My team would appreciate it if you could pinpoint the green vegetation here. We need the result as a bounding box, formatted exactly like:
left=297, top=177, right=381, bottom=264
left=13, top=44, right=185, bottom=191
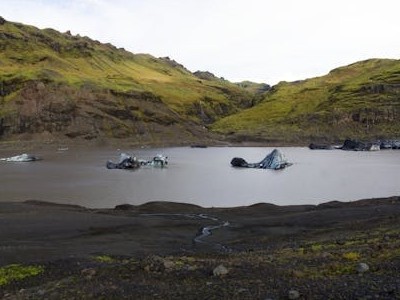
left=92, top=255, right=117, bottom=264
left=213, top=59, right=400, bottom=142
left=0, top=264, right=44, bottom=286
left=342, top=252, right=361, bottom=261
left=0, top=18, right=258, bottom=142
left=0, top=19, right=254, bottom=115
left=1, top=17, right=399, bottom=143
left=0, top=22, right=252, bottom=112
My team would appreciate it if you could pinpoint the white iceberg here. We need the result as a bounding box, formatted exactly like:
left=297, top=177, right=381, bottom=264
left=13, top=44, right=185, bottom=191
left=0, top=153, right=41, bottom=162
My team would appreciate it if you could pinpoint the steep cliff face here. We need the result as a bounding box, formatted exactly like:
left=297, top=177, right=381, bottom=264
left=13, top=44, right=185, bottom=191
left=0, top=80, right=211, bottom=144
left=0, top=18, right=258, bottom=144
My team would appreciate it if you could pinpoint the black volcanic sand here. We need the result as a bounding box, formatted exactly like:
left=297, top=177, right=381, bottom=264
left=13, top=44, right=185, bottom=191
left=1, top=197, right=400, bottom=299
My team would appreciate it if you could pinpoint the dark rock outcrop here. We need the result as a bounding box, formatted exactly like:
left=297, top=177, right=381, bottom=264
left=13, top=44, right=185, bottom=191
left=159, top=56, right=187, bottom=71
left=230, top=157, right=248, bottom=168
left=193, top=71, right=218, bottom=81
left=309, top=143, right=334, bottom=150
left=380, top=140, right=400, bottom=149
left=340, top=139, right=368, bottom=151
left=340, top=139, right=381, bottom=151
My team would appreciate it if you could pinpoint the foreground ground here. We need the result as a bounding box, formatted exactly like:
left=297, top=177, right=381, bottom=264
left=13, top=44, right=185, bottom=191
left=0, top=197, right=399, bottom=299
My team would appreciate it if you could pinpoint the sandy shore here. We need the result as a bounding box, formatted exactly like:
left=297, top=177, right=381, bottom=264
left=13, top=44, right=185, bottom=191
left=1, top=196, right=399, bottom=299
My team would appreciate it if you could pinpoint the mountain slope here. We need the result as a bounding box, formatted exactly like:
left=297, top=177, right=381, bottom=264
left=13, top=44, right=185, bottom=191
left=213, top=59, right=400, bottom=143
left=0, top=17, right=257, bottom=144
left=2, top=17, right=398, bottom=145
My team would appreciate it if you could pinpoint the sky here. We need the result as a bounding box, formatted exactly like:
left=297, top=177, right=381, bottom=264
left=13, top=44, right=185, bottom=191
left=2, top=0, right=400, bottom=85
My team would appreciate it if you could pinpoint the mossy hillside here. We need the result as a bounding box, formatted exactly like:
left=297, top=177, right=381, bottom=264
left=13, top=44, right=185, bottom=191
left=0, top=19, right=254, bottom=122
left=3, top=18, right=399, bottom=143
left=213, top=59, right=400, bottom=142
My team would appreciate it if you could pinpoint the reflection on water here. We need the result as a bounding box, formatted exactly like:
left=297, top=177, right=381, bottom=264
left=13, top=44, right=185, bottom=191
left=0, top=147, right=399, bottom=208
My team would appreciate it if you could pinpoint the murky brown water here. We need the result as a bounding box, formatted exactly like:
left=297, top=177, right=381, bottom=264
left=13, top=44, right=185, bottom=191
left=0, top=147, right=399, bottom=208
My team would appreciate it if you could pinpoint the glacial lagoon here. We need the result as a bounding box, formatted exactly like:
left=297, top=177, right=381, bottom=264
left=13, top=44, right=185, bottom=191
left=0, top=147, right=399, bottom=208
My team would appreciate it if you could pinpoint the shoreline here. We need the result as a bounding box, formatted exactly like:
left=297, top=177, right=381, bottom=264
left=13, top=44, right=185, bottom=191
left=0, top=136, right=322, bottom=150
left=1, top=132, right=399, bottom=150
left=5, top=193, right=400, bottom=210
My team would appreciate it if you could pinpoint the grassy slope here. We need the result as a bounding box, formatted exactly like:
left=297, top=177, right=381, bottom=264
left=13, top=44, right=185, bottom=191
left=213, top=59, right=400, bottom=142
left=2, top=19, right=399, bottom=144
left=0, top=20, right=254, bottom=124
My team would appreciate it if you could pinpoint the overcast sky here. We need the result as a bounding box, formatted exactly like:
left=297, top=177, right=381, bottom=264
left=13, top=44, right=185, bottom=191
left=2, top=0, right=400, bottom=84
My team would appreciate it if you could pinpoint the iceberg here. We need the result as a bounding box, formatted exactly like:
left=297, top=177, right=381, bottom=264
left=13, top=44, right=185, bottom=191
left=231, top=149, right=292, bottom=170
left=0, top=153, right=40, bottom=162
left=106, top=153, right=168, bottom=169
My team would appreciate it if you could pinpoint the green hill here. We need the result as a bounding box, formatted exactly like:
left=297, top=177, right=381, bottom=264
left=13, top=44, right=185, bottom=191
left=0, top=17, right=256, bottom=145
left=212, top=59, right=400, bottom=143
left=2, top=17, right=399, bottom=146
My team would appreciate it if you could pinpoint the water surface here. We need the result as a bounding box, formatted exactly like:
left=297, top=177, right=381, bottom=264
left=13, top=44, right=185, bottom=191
left=0, top=147, right=399, bottom=208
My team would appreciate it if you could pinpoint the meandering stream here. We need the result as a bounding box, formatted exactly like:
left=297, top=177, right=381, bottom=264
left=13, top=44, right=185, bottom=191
left=140, top=213, right=230, bottom=249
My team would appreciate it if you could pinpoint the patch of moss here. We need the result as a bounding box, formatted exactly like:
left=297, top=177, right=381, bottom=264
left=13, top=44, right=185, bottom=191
left=92, top=255, right=117, bottom=264
left=0, top=264, right=44, bottom=286
left=325, top=263, right=355, bottom=276
left=310, top=244, right=323, bottom=252
left=342, top=252, right=361, bottom=261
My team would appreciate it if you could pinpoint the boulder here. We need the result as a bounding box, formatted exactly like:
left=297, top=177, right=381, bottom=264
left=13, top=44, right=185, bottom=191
left=288, top=289, right=300, bottom=299
left=356, top=262, right=370, bottom=274
left=213, top=265, right=229, bottom=276
left=81, top=268, right=96, bottom=279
